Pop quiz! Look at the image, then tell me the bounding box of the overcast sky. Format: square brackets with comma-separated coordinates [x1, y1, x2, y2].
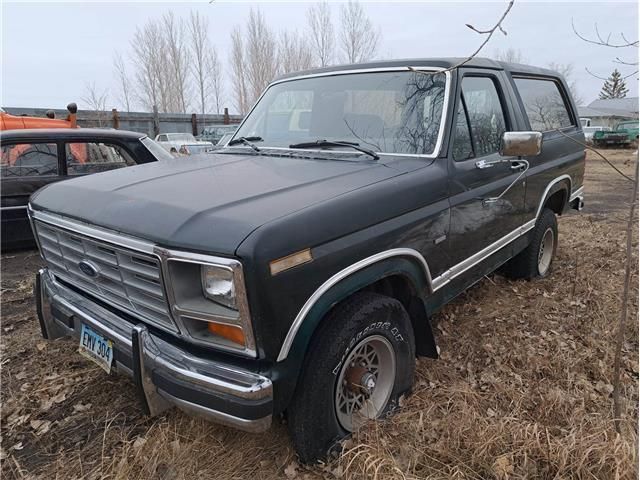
[2, 1, 638, 113]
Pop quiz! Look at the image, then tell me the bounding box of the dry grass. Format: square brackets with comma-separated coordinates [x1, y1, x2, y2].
[1, 149, 638, 479]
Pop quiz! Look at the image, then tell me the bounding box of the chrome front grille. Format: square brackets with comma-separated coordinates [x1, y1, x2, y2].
[34, 220, 177, 332]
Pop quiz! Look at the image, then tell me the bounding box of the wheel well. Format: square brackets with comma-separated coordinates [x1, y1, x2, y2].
[544, 187, 568, 216]
[359, 275, 438, 358]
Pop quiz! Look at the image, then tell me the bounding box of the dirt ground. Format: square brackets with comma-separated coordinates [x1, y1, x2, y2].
[1, 149, 638, 479]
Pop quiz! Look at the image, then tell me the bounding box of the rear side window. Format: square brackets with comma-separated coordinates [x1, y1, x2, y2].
[1, 143, 58, 178]
[514, 77, 574, 131]
[66, 142, 135, 175]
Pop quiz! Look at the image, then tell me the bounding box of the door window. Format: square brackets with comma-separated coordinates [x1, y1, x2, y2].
[452, 98, 474, 161]
[460, 77, 507, 157]
[65, 142, 135, 175]
[1, 143, 58, 178]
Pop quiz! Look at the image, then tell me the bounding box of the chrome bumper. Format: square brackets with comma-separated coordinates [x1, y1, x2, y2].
[36, 268, 273, 433]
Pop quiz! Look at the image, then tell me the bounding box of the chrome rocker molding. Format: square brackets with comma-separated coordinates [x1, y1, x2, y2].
[37, 269, 273, 432]
[277, 175, 581, 362]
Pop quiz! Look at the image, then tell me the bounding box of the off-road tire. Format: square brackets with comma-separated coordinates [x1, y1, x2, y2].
[287, 291, 415, 464]
[502, 207, 558, 280]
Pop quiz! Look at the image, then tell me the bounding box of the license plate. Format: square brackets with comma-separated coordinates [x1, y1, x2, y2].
[78, 324, 114, 374]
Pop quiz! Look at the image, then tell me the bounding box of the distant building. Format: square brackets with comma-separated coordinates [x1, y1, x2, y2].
[578, 97, 638, 128]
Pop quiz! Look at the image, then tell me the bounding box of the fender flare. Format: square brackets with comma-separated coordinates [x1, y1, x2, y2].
[536, 174, 572, 218]
[270, 249, 434, 413]
[276, 248, 433, 363]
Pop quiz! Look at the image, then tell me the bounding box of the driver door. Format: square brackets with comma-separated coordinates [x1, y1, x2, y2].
[447, 71, 527, 267]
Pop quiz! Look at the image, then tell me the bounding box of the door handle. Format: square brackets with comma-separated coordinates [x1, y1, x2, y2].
[475, 159, 494, 169]
[482, 159, 530, 206]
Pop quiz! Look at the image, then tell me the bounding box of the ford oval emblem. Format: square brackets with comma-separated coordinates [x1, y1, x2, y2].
[78, 260, 99, 278]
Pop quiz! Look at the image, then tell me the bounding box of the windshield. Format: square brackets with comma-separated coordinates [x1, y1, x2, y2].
[618, 121, 637, 130]
[168, 133, 196, 142]
[232, 70, 447, 156]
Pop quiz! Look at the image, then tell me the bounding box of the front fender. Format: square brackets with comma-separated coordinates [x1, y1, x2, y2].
[270, 253, 431, 413]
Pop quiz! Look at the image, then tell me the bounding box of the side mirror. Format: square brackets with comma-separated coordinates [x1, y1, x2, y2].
[500, 131, 542, 157]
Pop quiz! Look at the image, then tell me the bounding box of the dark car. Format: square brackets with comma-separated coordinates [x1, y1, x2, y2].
[1, 128, 172, 249]
[30, 58, 585, 462]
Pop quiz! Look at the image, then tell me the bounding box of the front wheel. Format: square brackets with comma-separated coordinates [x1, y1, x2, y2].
[502, 207, 558, 280]
[287, 292, 415, 463]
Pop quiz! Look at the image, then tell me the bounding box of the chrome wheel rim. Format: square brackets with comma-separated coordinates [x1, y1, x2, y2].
[538, 227, 554, 275]
[334, 335, 396, 432]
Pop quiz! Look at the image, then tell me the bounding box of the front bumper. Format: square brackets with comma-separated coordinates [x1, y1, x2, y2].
[35, 268, 273, 432]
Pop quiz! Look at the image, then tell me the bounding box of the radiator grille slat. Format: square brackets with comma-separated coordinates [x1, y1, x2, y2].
[34, 220, 176, 332]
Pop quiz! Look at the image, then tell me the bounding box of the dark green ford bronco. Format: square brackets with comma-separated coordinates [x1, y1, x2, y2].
[31, 58, 585, 462]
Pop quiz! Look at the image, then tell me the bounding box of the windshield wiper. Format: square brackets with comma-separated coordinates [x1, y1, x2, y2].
[227, 136, 263, 152]
[289, 139, 379, 160]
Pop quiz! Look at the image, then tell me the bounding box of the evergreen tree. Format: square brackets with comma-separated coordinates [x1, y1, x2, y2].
[599, 69, 629, 99]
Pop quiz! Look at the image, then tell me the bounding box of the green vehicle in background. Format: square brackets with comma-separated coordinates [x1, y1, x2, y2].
[592, 120, 639, 148]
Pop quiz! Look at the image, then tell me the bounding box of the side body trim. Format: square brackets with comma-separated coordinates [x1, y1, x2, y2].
[1, 205, 28, 211]
[431, 218, 536, 291]
[277, 174, 576, 362]
[569, 186, 584, 203]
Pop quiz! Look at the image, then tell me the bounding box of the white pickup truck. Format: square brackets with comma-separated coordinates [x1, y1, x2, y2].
[154, 133, 214, 155]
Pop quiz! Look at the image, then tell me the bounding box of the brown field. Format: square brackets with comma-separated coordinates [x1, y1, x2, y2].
[1, 149, 638, 479]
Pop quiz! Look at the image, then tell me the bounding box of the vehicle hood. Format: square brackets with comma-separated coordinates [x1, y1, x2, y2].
[30, 153, 402, 254]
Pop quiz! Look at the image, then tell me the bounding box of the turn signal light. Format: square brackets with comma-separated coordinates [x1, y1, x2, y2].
[269, 248, 313, 276]
[207, 322, 245, 346]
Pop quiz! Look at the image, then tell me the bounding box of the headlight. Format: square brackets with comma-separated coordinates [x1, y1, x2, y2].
[160, 251, 256, 357]
[201, 265, 236, 309]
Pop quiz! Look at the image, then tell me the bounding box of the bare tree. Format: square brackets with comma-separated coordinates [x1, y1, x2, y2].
[230, 26, 249, 114]
[279, 30, 314, 74]
[570, 21, 639, 435]
[163, 12, 191, 113]
[113, 51, 133, 112]
[572, 20, 638, 79]
[82, 82, 109, 126]
[409, 0, 514, 77]
[131, 23, 160, 111]
[494, 47, 525, 63]
[188, 11, 210, 114]
[307, 2, 334, 67]
[339, 0, 380, 64]
[131, 20, 173, 112]
[245, 9, 279, 106]
[207, 47, 224, 114]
